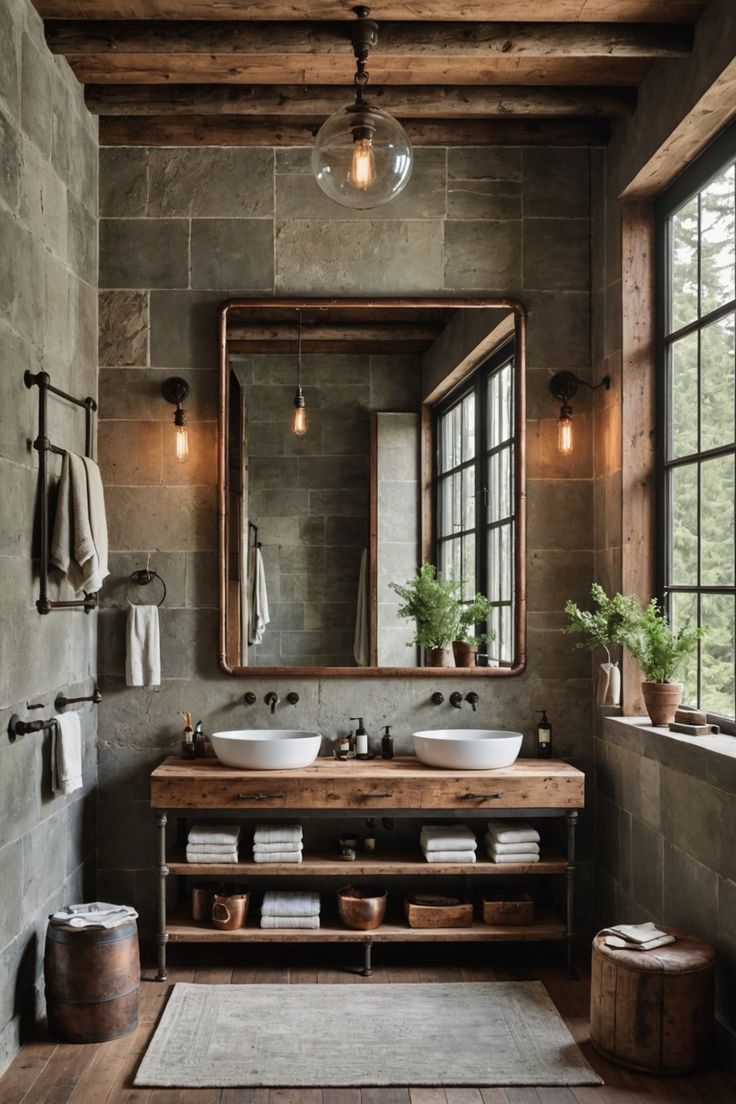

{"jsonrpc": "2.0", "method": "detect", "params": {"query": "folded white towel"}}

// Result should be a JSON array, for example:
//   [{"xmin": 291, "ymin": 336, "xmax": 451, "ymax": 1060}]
[
  {"xmin": 601, "ymin": 923, "xmax": 671, "ymax": 945},
  {"xmin": 486, "ymin": 820, "xmax": 540, "ymax": 844},
  {"xmin": 253, "ymin": 824, "xmax": 303, "ymax": 845},
  {"xmin": 487, "ymin": 850, "xmax": 540, "ymax": 864},
  {"xmin": 252, "ymin": 839, "xmax": 304, "ymax": 854},
  {"xmin": 420, "ymin": 826, "xmax": 477, "ymax": 852},
  {"xmin": 188, "ymin": 824, "xmax": 241, "ymax": 846},
  {"xmin": 483, "ymin": 836, "xmax": 540, "ymax": 855},
  {"xmin": 50, "ymin": 453, "xmax": 109, "ymax": 596},
  {"xmin": 185, "ymin": 843, "xmax": 239, "ymax": 857},
  {"xmin": 253, "ymin": 851, "xmax": 303, "ymax": 864},
  {"xmin": 50, "ymin": 902, "xmax": 138, "ymax": 930},
  {"xmin": 423, "ymin": 850, "xmax": 477, "ymax": 863},
  {"xmin": 260, "ymin": 915, "xmax": 320, "ymax": 929},
  {"xmin": 186, "ymin": 848, "xmax": 238, "ymax": 864},
  {"xmin": 249, "ymin": 547, "xmax": 270, "ymax": 646},
  {"xmin": 126, "ymin": 604, "xmax": 161, "ymax": 688},
  {"xmin": 51, "ymin": 713, "xmax": 83, "ymax": 795},
  {"xmin": 604, "ymin": 934, "xmax": 676, "ymax": 951},
  {"xmin": 261, "ymin": 891, "xmax": 320, "ymax": 918}
]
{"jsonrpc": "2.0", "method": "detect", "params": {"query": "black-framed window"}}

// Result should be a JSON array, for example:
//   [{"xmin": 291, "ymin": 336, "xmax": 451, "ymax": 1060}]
[
  {"xmin": 434, "ymin": 341, "xmax": 515, "ymax": 665},
  {"xmin": 656, "ymin": 123, "xmax": 736, "ymax": 726}
]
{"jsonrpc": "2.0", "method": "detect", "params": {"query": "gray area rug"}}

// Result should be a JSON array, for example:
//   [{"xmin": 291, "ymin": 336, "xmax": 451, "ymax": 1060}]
[{"xmin": 135, "ymin": 982, "xmax": 603, "ymax": 1088}]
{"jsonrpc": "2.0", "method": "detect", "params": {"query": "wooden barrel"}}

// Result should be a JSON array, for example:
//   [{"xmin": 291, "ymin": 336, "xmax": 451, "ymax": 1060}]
[{"xmin": 44, "ymin": 919, "xmax": 140, "ymax": 1043}]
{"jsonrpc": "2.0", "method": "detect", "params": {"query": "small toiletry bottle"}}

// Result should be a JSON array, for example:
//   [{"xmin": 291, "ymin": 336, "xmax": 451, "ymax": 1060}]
[
  {"xmin": 351, "ymin": 717, "xmax": 369, "ymax": 760},
  {"xmin": 381, "ymin": 725, "xmax": 394, "ymax": 760},
  {"xmin": 536, "ymin": 710, "xmax": 552, "ymax": 759},
  {"xmin": 194, "ymin": 720, "xmax": 207, "ymax": 759},
  {"xmin": 181, "ymin": 712, "xmax": 195, "ymax": 760},
  {"xmin": 337, "ymin": 732, "xmax": 351, "ymax": 760}
]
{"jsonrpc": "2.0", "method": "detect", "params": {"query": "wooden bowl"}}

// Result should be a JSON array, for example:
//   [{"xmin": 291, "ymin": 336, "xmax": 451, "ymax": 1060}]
[{"xmin": 337, "ymin": 885, "xmax": 387, "ymax": 930}]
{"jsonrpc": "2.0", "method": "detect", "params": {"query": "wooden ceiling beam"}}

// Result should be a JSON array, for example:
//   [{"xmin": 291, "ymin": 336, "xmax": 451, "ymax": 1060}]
[
  {"xmin": 86, "ymin": 84, "xmax": 635, "ymax": 117},
  {"xmin": 98, "ymin": 115, "xmax": 611, "ymax": 147},
  {"xmin": 32, "ymin": 2, "xmax": 709, "ymax": 24},
  {"xmin": 45, "ymin": 19, "xmax": 693, "ymax": 58}
]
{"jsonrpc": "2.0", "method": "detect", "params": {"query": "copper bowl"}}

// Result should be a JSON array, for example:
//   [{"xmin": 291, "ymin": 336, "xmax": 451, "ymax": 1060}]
[{"xmin": 337, "ymin": 884, "xmax": 387, "ymax": 931}]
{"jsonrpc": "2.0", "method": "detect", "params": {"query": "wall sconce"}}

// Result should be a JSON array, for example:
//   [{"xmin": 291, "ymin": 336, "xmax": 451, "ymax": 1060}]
[
  {"xmin": 161, "ymin": 376, "xmax": 190, "ymax": 462},
  {"xmin": 549, "ymin": 371, "xmax": 611, "ymax": 455},
  {"xmin": 291, "ymin": 311, "xmax": 308, "ymax": 437}
]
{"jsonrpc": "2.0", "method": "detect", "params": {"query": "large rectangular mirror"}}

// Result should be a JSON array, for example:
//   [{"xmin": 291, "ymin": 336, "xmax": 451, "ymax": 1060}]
[{"xmin": 218, "ymin": 298, "xmax": 526, "ymax": 677}]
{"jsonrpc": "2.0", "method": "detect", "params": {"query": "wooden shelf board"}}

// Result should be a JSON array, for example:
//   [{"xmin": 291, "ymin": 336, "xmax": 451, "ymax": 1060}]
[
  {"xmin": 166, "ymin": 909, "xmax": 566, "ymax": 944},
  {"xmin": 168, "ymin": 850, "xmax": 567, "ymax": 877}
]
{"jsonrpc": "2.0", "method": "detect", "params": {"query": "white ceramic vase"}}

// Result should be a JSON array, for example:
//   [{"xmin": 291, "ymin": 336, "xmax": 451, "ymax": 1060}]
[{"xmin": 597, "ymin": 661, "xmax": 621, "ymax": 707}]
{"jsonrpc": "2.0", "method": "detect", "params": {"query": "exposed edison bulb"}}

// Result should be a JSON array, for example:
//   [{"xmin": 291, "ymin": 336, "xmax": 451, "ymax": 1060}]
[
  {"xmin": 175, "ymin": 423, "xmax": 189, "ymax": 462},
  {"xmin": 558, "ymin": 407, "xmax": 573, "ymax": 455},
  {"xmin": 351, "ymin": 136, "xmax": 375, "ymax": 190},
  {"xmin": 291, "ymin": 388, "xmax": 308, "ymax": 437}
]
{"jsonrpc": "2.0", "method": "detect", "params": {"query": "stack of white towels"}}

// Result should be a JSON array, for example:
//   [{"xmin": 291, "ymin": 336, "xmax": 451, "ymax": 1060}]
[
  {"xmin": 186, "ymin": 823, "xmax": 240, "ymax": 864},
  {"xmin": 253, "ymin": 823, "xmax": 303, "ymax": 864},
  {"xmin": 420, "ymin": 824, "xmax": 477, "ymax": 863},
  {"xmin": 485, "ymin": 820, "xmax": 540, "ymax": 864},
  {"xmin": 260, "ymin": 891, "xmax": 320, "ymax": 929}
]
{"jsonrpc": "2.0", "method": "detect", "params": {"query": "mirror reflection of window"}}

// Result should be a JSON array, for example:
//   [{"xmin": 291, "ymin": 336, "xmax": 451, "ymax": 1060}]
[{"xmin": 435, "ymin": 341, "xmax": 516, "ymax": 666}]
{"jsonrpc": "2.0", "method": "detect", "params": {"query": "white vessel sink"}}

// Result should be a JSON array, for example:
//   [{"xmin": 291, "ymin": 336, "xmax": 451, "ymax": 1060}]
[
  {"xmin": 412, "ymin": 729, "xmax": 523, "ymax": 770},
  {"xmin": 210, "ymin": 730, "xmax": 322, "ymax": 770}
]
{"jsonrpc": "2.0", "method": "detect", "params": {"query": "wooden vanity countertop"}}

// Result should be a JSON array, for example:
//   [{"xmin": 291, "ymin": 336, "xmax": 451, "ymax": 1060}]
[{"xmin": 150, "ymin": 756, "xmax": 585, "ymax": 810}]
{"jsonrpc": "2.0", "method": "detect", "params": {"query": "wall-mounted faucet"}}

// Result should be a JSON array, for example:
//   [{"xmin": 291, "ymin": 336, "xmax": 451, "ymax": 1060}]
[
  {"xmin": 265, "ymin": 691, "xmax": 280, "ymax": 714},
  {"xmin": 465, "ymin": 692, "xmax": 479, "ymax": 712},
  {"xmin": 449, "ymin": 691, "xmax": 480, "ymax": 711}
]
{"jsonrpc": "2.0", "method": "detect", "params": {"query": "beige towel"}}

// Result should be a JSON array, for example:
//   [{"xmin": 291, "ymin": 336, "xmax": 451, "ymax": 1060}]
[
  {"xmin": 126, "ymin": 604, "xmax": 161, "ymax": 687},
  {"xmin": 50, "ymin": 452, "xmax": 108, "ymax": 595},
  {"xmin": 249, "ymin": 547, "xmax": 270, "ymax": 645},
  {"xmin": 51, "ymin": 712, "xmax": 83, "ymax": 795}
]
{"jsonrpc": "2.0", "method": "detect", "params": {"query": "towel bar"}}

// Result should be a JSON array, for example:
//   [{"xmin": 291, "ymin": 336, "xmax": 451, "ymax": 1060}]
[
  {"xmin": 8, "ymin": 713, "xmax": 56, "ymax": 742},
  {"xmin": 55, "ymin": 688, "xmax": 102, "ymax": 710}
]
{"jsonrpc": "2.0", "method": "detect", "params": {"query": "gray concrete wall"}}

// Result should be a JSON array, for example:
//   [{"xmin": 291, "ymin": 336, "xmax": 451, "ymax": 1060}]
[
  {"xmin": 96, "ymin": 142, "xmax": 598, "ymax": 937},
  {"xmin": 0, "ymin": 0, "xmax": 98, "ymax": 1073}
]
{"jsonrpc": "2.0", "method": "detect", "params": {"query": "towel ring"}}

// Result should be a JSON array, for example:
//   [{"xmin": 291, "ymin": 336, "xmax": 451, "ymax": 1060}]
[{"xmin": 125, "ymin": 569, "xmax": 166, "ymax": 608}]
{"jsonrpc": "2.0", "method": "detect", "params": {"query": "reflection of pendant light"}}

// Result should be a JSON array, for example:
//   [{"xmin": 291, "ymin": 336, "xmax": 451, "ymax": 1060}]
[
  {"xmin": 162, "ymin": 376, "xmax": 190, "ymax": 462},
  {"xmin": 549, "ymin": 371, "xmax": 611, "ymax": 455},
  {"xmin": 291, "ymin": 311, "xmax": 308, "ymax": 437},
  {"xmin": 312, "ymin": 6, "xmax": 413, "ymax": 210}
]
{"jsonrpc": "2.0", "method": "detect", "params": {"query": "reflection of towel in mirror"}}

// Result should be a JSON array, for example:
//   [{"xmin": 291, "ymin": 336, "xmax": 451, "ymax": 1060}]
[
  {"xmin": 126, "ymin": 604, "xmax": 161, "ymax": 687},
  {"xmin": 248, "ymin": 547, "xmax": 270, "ymax": 645},
  {"xmin": 353, "ymin": 548, "xmax": 370, "ymax": 666},
  {"xmin": 51, "ymin": 712, "xmax": 83, "ymax": 795},
  {"xmin": 50, "ymin": 453, "xmax": 109, "ymax": 595}
]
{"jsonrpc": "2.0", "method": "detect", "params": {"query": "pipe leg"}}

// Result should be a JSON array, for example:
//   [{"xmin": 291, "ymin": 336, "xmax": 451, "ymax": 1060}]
[
  {"xmin": 565, "ymin": 810, "xmax": 578, "ymax": 979},
  {"xmin": 361, "ymin": 941, "xmax": 373, "ymax": 978},
  {"xmin": 156, "ymin": 811, "xmax": 169, "ymax": 982}
]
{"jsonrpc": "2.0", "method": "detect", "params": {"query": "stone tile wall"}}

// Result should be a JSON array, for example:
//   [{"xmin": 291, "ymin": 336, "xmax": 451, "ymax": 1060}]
[
  {"xmin": 0, "ymin": 0, "xmax": 98, "ymax": 1073},
  {"xmin": 96, "ymin": 142, "xmax": 598, "ymax": 936}
]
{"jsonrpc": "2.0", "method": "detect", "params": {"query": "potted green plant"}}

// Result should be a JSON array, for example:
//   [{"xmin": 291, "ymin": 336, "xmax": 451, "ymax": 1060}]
[
  {"xmin": 453, "ymin": 593, "xmax": 494, "ymax": 668},
  {"xmin": 389, "ymin": 564, "xmax": 462, "ymax": 667},
  {"xmin": 563, "ymin": 584, "xmax": 641, "ymax": 707},
  {"xmin": 624, "ymin": 599, "xmax": 703, "ymax": 726}
]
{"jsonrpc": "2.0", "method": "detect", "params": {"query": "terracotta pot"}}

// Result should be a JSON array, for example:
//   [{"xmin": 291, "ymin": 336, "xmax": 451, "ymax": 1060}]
[
  {"xmin": 337, "ymin": 885, "xmax": 387, "ymax": 931},
  {"xmin": 425, "ymin": 645, "xmax": 455, "ymax": 668},
  {"xmin": 641, "ymin": 681, "xmax": 683, "ymax": 727},
  {"xmin": 452, "ymin": 641, "xmax": 478, "ymax": 668}
]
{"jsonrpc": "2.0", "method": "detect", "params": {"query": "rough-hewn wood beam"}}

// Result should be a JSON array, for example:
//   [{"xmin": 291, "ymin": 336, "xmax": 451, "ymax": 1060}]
[
  {"xmin": 98, "ymin": 115, "xmax": 611, "ymax": 147},
  {"xmin": 32, "ymin": 2, "xmax": 709, "ymax": 24},
  {"xmin": 86, "ymin": 84, "xmax": 635, "ymax": 118}
]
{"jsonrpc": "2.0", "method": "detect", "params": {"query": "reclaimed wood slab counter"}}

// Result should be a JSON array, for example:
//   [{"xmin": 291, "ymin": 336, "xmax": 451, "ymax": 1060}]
[{"xmin": 150, "ymin": 756, "xmax": 585, "ymax": 980}]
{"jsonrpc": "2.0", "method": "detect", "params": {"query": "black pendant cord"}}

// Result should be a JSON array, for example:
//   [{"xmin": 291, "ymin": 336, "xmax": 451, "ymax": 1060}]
[
  {"xmin": 350, "ymin": 5, "xmax": 378, "ymax": 108},
  {"xmin": 297, "ymin": 310, "xmax": 302, "ymax": 391}
]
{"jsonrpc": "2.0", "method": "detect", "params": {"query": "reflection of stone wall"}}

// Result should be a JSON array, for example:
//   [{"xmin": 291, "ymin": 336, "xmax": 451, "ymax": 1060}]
[
  {"xmin": 231, "ymin": 355, "xmax": 421, "ymax": 667},
  {"xmin": 0, "ymin": 0, "xmax": 98, "ymax": 1071},
  {"xmin": 377, "ymin": 413, "xmax": 421, "ymax": 667}
]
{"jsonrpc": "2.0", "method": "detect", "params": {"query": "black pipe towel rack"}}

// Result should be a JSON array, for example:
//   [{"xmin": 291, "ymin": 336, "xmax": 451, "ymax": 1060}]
[{"xmin": 25, "ymin": 370, "xmax": 98, "ymax": 615}]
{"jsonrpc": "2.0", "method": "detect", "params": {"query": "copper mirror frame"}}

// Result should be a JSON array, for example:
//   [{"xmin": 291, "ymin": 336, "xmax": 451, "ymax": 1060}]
[{"xmin": 218, "ymin": 297, "xmax": 527, "ymax": 678}]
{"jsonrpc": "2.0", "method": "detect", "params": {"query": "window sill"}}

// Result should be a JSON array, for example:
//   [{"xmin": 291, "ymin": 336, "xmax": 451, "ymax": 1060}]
[{"xmin": 602, "ymin": 714, "xmax": 736, "ymax": 795}]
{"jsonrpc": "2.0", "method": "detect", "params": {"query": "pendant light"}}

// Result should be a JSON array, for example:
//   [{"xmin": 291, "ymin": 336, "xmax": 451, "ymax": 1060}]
[
  {"xmin": 312, "ymin": 6, "xmax": 413, "ymax": 210},
  {"xmin": 291, "ymin": 311, "xmax": 308, "ymax": 437}
]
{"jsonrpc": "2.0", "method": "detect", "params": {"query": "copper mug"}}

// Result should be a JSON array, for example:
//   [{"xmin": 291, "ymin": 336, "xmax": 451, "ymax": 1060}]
[
  {"xmin": 212, "ymin": 890, "xmax": 250, "ymax": 930},
  {"xmin": 192, "ymin": 882, "xmax": 219, "ymax": 922}
]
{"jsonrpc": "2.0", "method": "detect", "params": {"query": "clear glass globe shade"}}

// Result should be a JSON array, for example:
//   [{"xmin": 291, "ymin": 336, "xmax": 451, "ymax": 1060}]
[{"xmin": 312, "ymin": 103, "xmax": 413, "ymax": 210}]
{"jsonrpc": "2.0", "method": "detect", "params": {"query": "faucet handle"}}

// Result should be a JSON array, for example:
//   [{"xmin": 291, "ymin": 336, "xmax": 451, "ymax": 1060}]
[
  {"xmin": 465, "ymin": 692, "xmax": 479, "ymax": 712},
  {"xmin": 449, "ymin": 692, "xmax": 463, "ymax": 709}
]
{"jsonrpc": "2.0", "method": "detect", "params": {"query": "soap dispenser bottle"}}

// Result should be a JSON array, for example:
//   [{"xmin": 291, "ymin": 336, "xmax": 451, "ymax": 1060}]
[
  {"xmin": 536, "ymin": 710, "xmax": 552, "ymax": 759},
  {"xmin": 351, "ymin": 717, "xmax": 370, "ymax": 760},
  {"xmin": 381, "ymin": 725, "xmax": 394, "ymax": 760}
]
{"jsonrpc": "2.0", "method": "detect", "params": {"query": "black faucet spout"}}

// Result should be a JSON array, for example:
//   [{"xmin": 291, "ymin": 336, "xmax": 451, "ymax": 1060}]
[{"xmin": 264, "ymin": 691, "xmax": 279, "ymax": 714}]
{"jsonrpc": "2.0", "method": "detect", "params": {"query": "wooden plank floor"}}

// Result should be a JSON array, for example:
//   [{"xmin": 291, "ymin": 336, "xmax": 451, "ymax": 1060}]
[{"xmin": 1, "ymin": 944, "xmax": 734, "ymax": 1104}]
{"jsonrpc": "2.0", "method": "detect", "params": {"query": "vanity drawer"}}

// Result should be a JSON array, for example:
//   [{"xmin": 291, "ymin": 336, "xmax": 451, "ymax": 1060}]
[
  {"xmin": 307, "ymin": 779, "xmax": 423, "ymax": 809},
  {"xmin": 151, "ymin": 777, "xmax": 304, "ymax": 809},
  {"xmin": 420, "ymin": 776, "xmax": 583, "ymax": 809}
]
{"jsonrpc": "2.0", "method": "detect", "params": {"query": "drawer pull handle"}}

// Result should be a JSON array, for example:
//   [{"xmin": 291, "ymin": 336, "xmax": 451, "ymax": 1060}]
[
  {"xmin": 237, "ymin": 791, "xmax": 285, "ymax": 801},
  {"xmin": 362, "ymin": 791, "xmax": 393, "ymax": 799},
  {"xmin": 464, "ymin": 791, "xmax": 505, "ymax": 800}
]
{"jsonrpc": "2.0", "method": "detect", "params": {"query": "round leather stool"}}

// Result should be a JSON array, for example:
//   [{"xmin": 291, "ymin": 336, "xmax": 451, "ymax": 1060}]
[{"xmin": 590, "ymin": 927, "xmax": 714, "ymax": 1074}]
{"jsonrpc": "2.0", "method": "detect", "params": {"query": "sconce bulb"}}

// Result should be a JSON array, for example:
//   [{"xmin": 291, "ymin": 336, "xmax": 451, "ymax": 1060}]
[
  {"xmin": 558, "ymin": 406, "xmax": 573, "ymax": 455},
  {"xmin": 175, "ymin": 423, "xmax": 189, "ymax": 462},
  {"xmin": 291, "ymin": 388, "xmax": 308, "ymax": 437},
  {"xmin": 351, "ymin": 136, "xmax": 375, "ymax": 190}
]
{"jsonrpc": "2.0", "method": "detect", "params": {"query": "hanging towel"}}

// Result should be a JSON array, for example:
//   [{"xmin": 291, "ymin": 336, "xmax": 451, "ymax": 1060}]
[
  {"xmin": 420, "ymin": 825, "xmax": 477, "ymax": 852},
  {"xmin": 486, "ymin": 820, "xmax": 540, "ymax": 845},
  {"xmin": 50, "ymin": 902, "xmax": 138, "ymax": 930},
  {"xmin": 50, "ymin": 453, "xmax": 109, "ymax": 596},
  {"xmin": 253, "ymin": 850, "xmax": 303, "ymax": 864},
  {"xmin": 188, "ymin": 824, "xmax": 241, "ymax": 846},
  {"xmin": 353, "ymin": 548, "xmax": 370, "ymax": 666},
  {"xmin": 260, "ymin": 915, "xmax": 320, "ymax": 929},
  {"xmin": 253, "ymin": 824, "xmax": 303, "ymax": 845},
  {"xmin": 126, "ymin": 604, "xmax": 161, "ymax": 687},
  {"xmin": 248, "ymin": 547, "xmax": 270, "ymax": 645},
  {"xmin": 51, "ymin": 712, "xmax": 83, "ymax": 795},
  {"xmin": 423, "ymin": 850, "xmax": 477, "ymax": 864},
  {"xmin": 261, "ymin": 891, "xmax": 320, "ymax": 918}
]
